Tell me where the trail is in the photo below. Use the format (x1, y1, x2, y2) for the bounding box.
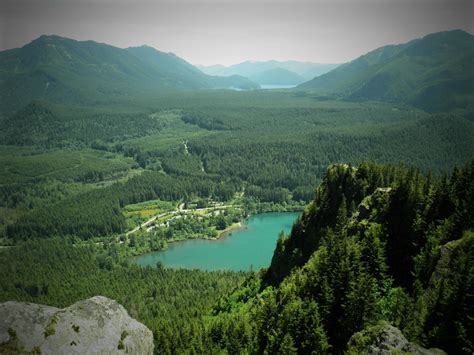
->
(183, 140, 189, 155)
(43, 82, 50, 98)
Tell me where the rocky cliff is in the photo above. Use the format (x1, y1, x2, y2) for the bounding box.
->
(0, 296, 154, 354)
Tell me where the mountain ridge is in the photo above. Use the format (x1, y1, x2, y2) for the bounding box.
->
(0, 35, 258, 112)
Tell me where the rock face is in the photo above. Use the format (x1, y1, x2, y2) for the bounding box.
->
(348, 323, 445, 355)
(0, 296, 154, 354)
(366, 325, 445, 354)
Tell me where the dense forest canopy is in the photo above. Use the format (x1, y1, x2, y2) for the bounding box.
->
(1, 91, 473, 240)
(1, 162, 472, 353)
(200, 162, 474, 354)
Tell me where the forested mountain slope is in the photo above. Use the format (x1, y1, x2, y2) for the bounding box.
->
(207, 162, 473, 354)
(0, 35, 257, 112)
(298, 30, 474, 112)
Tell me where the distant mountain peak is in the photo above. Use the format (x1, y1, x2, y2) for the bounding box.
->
(198, 60, 340, 83)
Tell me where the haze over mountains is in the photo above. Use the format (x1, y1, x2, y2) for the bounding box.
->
(198, 61, 340, 85)
(0, 30, 472, 114)
(299, 30, 474, 112)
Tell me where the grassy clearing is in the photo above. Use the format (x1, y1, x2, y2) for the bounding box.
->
(123, 199, 177, 229)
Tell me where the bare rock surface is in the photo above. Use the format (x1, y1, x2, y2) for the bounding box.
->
(366, 324, 445, 355)
(348, 322, 446, 355)
(0, 296, 154, 354)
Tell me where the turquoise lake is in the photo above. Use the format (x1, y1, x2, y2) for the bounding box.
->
(132, 212, 299, 271)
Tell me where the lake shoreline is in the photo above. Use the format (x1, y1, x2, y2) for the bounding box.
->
(217, 222, 244, 238)
(131, 212, 301, 271)
(129, 209, 303, 260)
(129, 221, 246, 262)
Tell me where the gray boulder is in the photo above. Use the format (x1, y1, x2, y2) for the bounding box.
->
(347, 322, 445, 354)
(366, 324, 444, 354)
(0, 296, 154, 354)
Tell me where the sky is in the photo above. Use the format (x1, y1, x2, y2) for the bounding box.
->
(1, 0, 473, 66)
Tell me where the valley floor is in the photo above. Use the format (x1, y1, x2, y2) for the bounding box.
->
(0, 90, 472, 354)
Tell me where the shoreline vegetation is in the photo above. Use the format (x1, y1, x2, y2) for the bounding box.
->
(118, 201, 304, 258)
(128, 221, 245, 263)
(80, 198, 306, 260)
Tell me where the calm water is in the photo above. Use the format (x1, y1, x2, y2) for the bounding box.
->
(132, 212, 299, 271)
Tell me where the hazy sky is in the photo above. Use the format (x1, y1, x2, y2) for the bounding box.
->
(1, 0, 473, 66)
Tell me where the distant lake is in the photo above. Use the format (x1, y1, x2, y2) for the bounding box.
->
(260, 84, 297, 89)
(132, 212, 300, 271)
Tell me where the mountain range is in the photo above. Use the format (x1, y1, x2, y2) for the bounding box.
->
(198, 60, 340, 85)
(0, 35, 258, 112)
(298, 30, 474, 112)
(1, 30, 472, 114)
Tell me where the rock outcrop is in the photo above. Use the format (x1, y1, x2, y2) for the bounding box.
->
(353, 187, 392, 222)
(0, 296, 154, 354)
(347, 322, 445, 354)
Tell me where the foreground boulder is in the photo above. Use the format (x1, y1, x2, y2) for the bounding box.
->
(0, 296, 154, 354)
(347, 322, 445, 354)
